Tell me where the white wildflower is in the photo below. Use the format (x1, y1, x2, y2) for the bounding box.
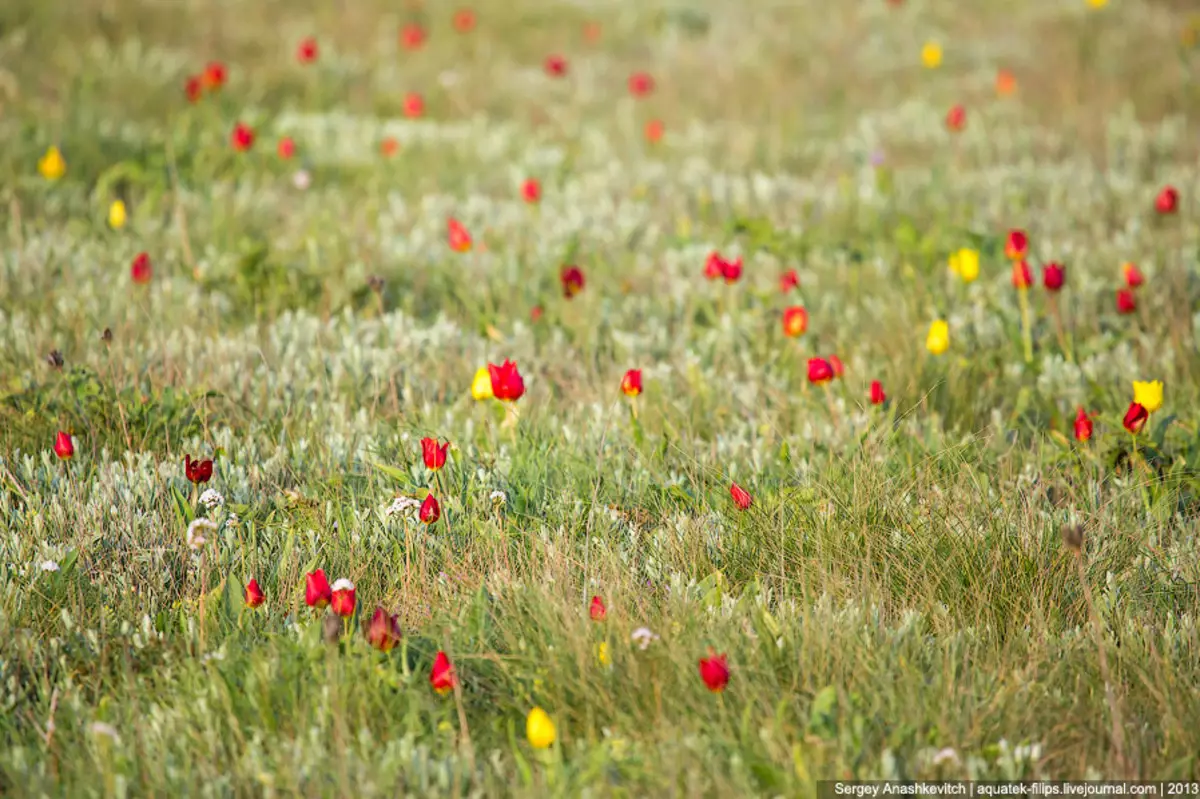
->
(331, 578, 355, 593)
(489, 490, 507, 506)
(630, 627, 659, 650)
(199, 488, 225, 510)
(40, 560, 60, 573)
(293, 169, 311, 190)
(90, 722, 121, 743)
(932, 747, 960, 766)
(385, 496, 421, 519)
(225, 513, 240, 529)
(186, 518, 218, 550)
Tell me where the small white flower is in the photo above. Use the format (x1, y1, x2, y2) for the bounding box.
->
(932, 747, 960, 766)
(630, 627, 659, 650)
(186, 518, 218, 550)
(90, 722, 121, 743)
(331, 578, 355, 593)
(40, 560, 60, 573)
(293, 169, 311, 190)
(385, 496, 421, 519)
(489, 490, 507, 506)
(225, 513, 240, 529)
(199, 489, 225, 510)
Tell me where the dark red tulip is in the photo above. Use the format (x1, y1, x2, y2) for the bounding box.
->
(730, 482, 752, 511)
(487, 360, 525, 401)
(1073, 407, 1093, 442)
(430, 651, 456, 694)
(54, 431, 74, 460)
(807, 358, 834, 385)
(422, 437, 449, 470)
(131, 252, 152, 284)
(305, 569, 333, 608)
(231, 122, 255, 152)
(1042, 262, 1065, 292)
(1005, 229, 1028, 260)
(366, 607, 402, 651)
(869, 380, 886, 405)
(1123, 402, 1148, 434)
(698, 651, 730, 692)
(560, 266, 585, 298)
(420, 493, 441, 525)
(185, 75, 203, 103)
(1011, 259, 1033, 289)
(945, 104, 966, 132)
(628, 71, 655, 97)
(544, 54, 568, 77)
(780, 269, 800, 293)
(720, 257, 743, 284)
(782, 307, 807, 338)
(297, 37, 318, 64)
(1117, 288, 1137, 314)
(589, 595, 607, 621)
(1155, 185, 1178, 215)
(244, 579, 265, 608)
(522, 178, 541, 203)
(184, 454, 213, 484)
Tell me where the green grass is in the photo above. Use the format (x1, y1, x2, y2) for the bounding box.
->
(3, 0, 1200, 794)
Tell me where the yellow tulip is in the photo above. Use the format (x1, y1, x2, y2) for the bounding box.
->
(1087, 0, 1107, 8)
(596, 641, 610, 667)
(926, 320, 950, 355)
(38, 146, 66, 180)
(921, 42, 943, 69)
(1132, 381, 1163, 413)
(955, 249, 979, 283)
(108, 200, 127, 229)
(471, 366, 494, 400)
(525, 706, 556, 749)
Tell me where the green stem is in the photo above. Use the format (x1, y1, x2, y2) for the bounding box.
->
(1018, 288, 1033, 364)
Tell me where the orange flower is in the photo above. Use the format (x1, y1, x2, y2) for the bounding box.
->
(644, 119, 664, 143)
(1005, 229, 1028, 260)
(1011, 260, 1033, 289)
(448, 218, 472, 252)
(782, 307, 807, 338)
(381, 137, 401, 158)
(995, 69, 1017, 96)
(203, 61, 227, 91)
(621, 369, 642, 397)
(453, 9, 476, 33)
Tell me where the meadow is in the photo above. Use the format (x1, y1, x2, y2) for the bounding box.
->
(2, 0, 1200, 794)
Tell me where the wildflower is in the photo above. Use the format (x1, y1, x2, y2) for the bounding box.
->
(277, 137, 296, 159)
(403, 93, 424, 118)
(1073, 407, 1093, 442)
(244, 579, 265, 608)
(448, 218, 472, 252)
(381, 137, 400, 158)
(400, 24, 426, 50)
(560, 266, 585, 298)
(596, 641, 611, 666)
(932, 748, 961, 766)
(926, 320, 949, 355)
(589, 595, 607, 621)
(53, 431, 74, 460)
(544, 54, 568, 77)
(1155, 186, 1179, 215)
(1087, 0, 1107, 7)
(644, 119, 664, 143)
(385, 495, 421, 519)
(490, 490, 507, 506)
(305, 569, 333, 608)
(721, 257, 743, 284)
(198, 488, 225, 510)
(630, 627, 659, 650)
(330, 578, 356, 617)
(184, 455, 213, 485)
(704, 251, 725, 280)
(1122, 262, 1144, 288)
(1005, 229, 1028, 260)
(531, 306, 543, 322)
(807, 357, 834, 385)
(38, 146, 66, 180)
(870, 380, 887, 405)
(231, 122, 255, 151)
(1042, 262, 1065, 291)
(487, 360, 525, 401)
(730, 482, 753, 511)
(420, 493, 441, 525)
(453, 9, 477, 33)
(430, 651, 456, 694)
(131, 252, 152, 284)
(526, 707, 557, 749)
(422, 437, 449, 470)
(186, 518, 216, 550)
(46, 350, 64, 369)
(1132, 380, 1163, 413)
(921, 42, 942, 68)
(108, 200, 127, 229)
(583, 21, 602, 43)
(948, 248, 979, 283)
(1011, 260, 1033, 289)
(780, 269, 800, 293)
(945, 104, 966, 132)
(90, 723, 121, 744)
(185, 75, 203, 102)
(698, 650, 730, 692)
(621, 369, 643, 397)
(782, 307, 808, 338)
(1123, 402, 1148, 434)
(996, 69, 1017, 96)
(366, 607, 402, 651)
(203, 61, 227, 90)
(226, 513, 240, 529)
(521, 178, 541, 203)
(471, 366, 494, 399)
(41, 560, 60, 572)
(293, 170, 312, 190)
(829, 355, 845, 379)
(1116, 288, 1136, 314)
(297, 37, 318, 64)
(628, 71, 655, 97)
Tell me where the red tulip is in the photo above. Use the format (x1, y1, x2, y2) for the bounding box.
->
(560, 266, 585, 299)
(297, 37, 318, 64)
(53, 431, 74, 460)
(589, 595, 607, 621)
(1122, 262, 1144, 288)
(203, 61, 227, 91)
(448, 218, 472, 252)
(1155, 185, 1178, 215)
(185, 75, 203, 103)
(730, 482, 753, 511)
(644, 119, 664, 143)
(420, 494, 441, 525)
(782, 307, 808, 338)
(1005, 229, 1028, 260)
(807, 357, 834, 385)
(544, 54, 568, 77)
(869, 380, 887, 405)
(277, 137, 296, 159)
(400, 24, 426, 50)
(453, 9, 477, 33)
(1042, 262, 1065, 292)
(305, 569, 333, 609)
(366, 607, 402, 652)
(780, 269, 800, 293)
(244, 579, 265, 608)
(1011, 259, 1033, 289)
(945, 104, 966, 132)
(487, 360, 525, 401)
(430, 651, 456, 694)
(628, 71, 655, 97)
(422, 437, 449, 470)
(621, 369, 643, 397)
(704, 251, 724, 280)
(131, 252, 152, 284)
(721, 257, 743, 284)
(1073, 407, 1093, 442)
(330, 578, 356, 617)
(530, 306, 544, 322)
(404, 92, 424, 118)
(184, 454, 213, 484)
(1117, 288, 1137, 314)
(231, 122, 255, 152)
(522, 178, 541, 203)
(829, 355, 845, 379)
(381, 137, 400, 158)
(1123, 402, 1148, 434)
(698, 651, 730, 692)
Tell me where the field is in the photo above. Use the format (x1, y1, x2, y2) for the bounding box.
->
(2, 0, 1200, 794)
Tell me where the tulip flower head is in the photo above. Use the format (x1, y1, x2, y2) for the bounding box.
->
(698, 650, 730, 692)
(1122, 262, 1144, 288)
(381, 137, 400, 158)
(244, 579, 265, 608)
(1155, 186, 1179, 215)
(1116, 288, 1136, 314)
(926, 320, 950, 355)
(521, 178, 541, 203)
(131, 252, 152, 284)
(422, 437, 449, 470)
(921, 42, 943, 68)
(704, 251, 724, 281)
(645, 119, 664, 143)
(945, 104, 966, 132)
(184, 455, 213, 484)
(231, 122, 255, 151)
(1132, 380, 1163, 413)
(471, 366, 494, 400)
(948, 248, 980, 283)
(730, 482, 753, 511)
(297, 37, 318, 64)
(1074, 407, 1093, 442)
(1042, 262, 1065, 292)
(721, 257, 743, 284)
(38, 146, 66, 180)
(526, 707, 557, 749)
(305, 569, 333, 609)
(829, 355, 845, 379)
(782, 307, 808, 338)
(366, 607, 402, 652)
(1005, 229, 1028, 260)
(420, 494, 441, 525)
(454, 9, 477, 33)
(1123, 402, 1148, 434)
(869, 380, 887, 406)
(1011, 260, 1033, 289)
(780, 269, 800, 293)
(185, 75, 203, 102)
(560, 266, 585, 299)
(108, 200, 127, 229)
(530, 306, 544, 322)
(589, 595, 607, 621)
(54, 431, 74, 460)
(404, 93, 424, 118)
(621, 369, 643, 397)
(996, 69, 1017, 96)
(448, 218, 472, 252)
(401, 24, 426, 50)
(487, 360, 525, 401)
(430, 651, 456, 694)
(628, 71, 655, 97)
(277, 137, 296, 159)
(330, 579, 356, 617)
(203, 61, 227, 90)
(807, 357, 834, 385)
(544, 54, 568, 77)
(583, 21, 602, 43)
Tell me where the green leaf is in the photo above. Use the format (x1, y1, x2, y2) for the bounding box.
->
(809, 686, 838, 738)
(370, 461, 412, 486)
